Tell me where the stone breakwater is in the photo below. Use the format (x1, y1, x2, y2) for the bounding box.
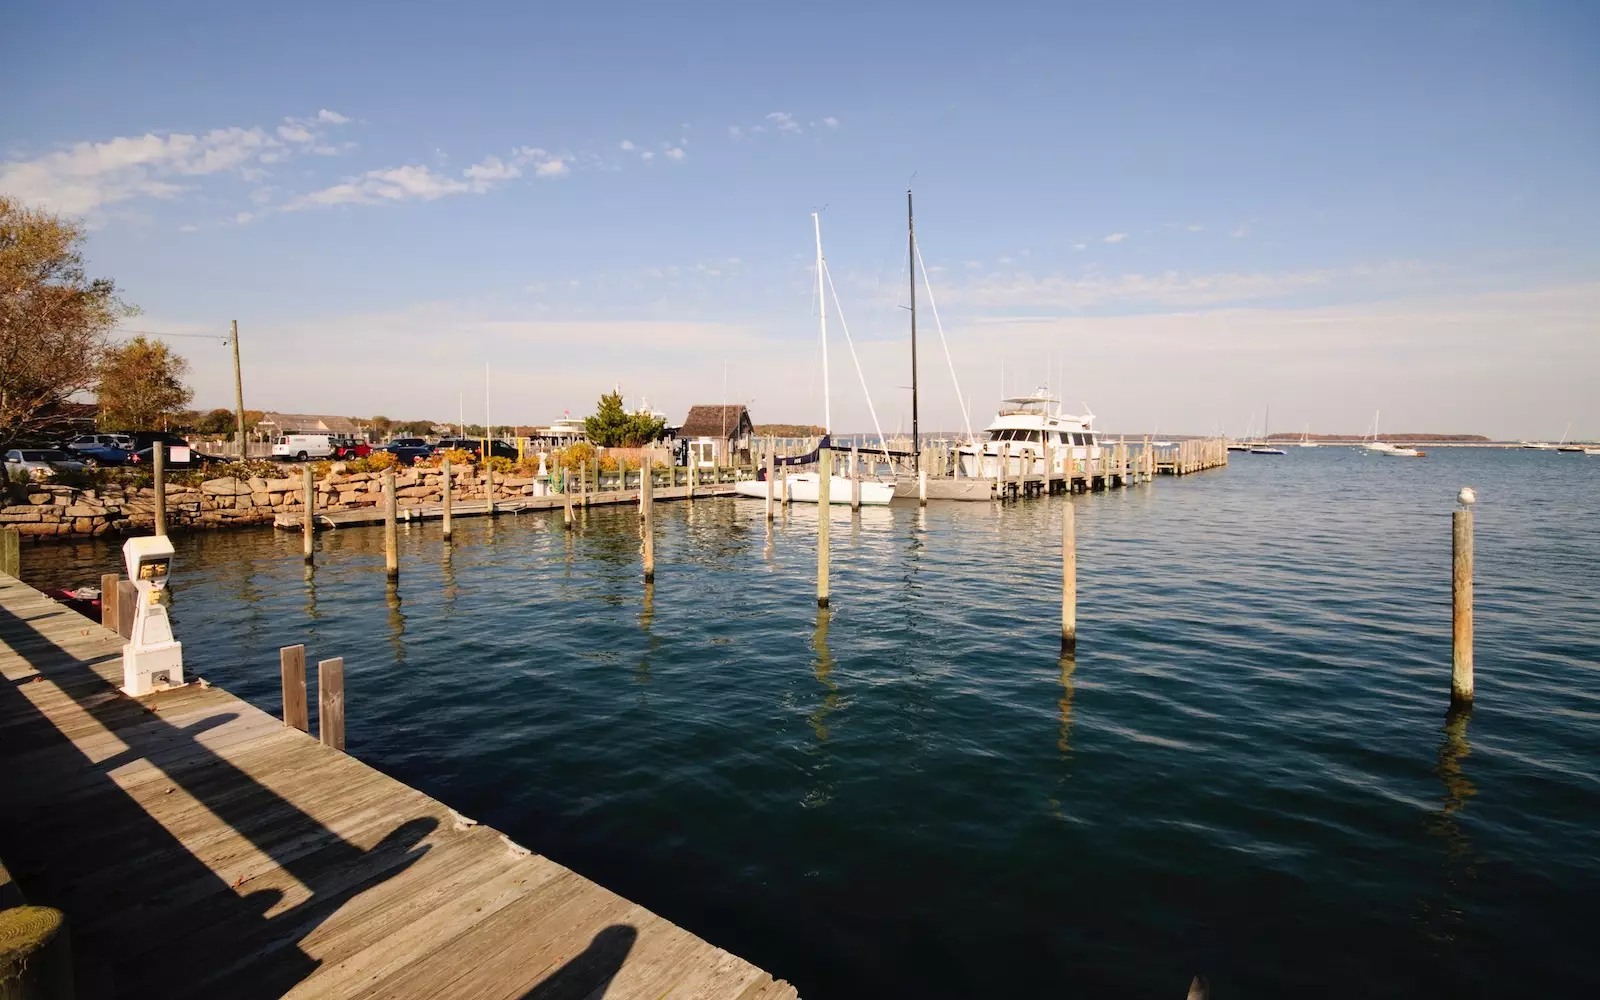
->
(0, 465, 537, 542)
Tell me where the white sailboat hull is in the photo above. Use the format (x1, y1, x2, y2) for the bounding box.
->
(733, 474, 894, 505)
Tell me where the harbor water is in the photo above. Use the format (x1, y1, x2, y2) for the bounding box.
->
(20, 448, 1600, 996)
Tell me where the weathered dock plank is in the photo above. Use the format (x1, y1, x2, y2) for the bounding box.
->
(275, 483, 743, 531)
(0, 573, 797, 999)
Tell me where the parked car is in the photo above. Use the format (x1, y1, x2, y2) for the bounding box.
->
(74, 445, 132, 467)
(4, 449, 87, 477)
(128, 439, 212, 468)
(271, 433, 337, 462)
(66, 433, 135, 453)
(382, 438, 433, 464)
(331, 437, 371, 460)
(435, 437, 519, 460)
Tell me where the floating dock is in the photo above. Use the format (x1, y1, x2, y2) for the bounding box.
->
(0, 573, 797, 999)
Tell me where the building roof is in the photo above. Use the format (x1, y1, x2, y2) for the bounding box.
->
(257, 412, 361, 435)
(678, 404, 752, 439)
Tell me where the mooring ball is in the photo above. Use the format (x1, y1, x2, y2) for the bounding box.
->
(1457, 487, 1477, 507)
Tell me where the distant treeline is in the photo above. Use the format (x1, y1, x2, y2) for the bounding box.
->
(754, 423, 828, 437)
(1266, 433, 1490, 442)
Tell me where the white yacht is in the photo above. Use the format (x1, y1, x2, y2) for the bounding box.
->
(956, 389, 1102, 479)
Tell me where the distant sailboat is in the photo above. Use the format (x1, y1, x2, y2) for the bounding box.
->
(1364, 410, 1396, 454)
(1250, 405, 1286, 455)
(1297, 424, 1318, 448)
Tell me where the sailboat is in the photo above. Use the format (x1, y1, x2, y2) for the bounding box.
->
(735, 213, 894, 505)
(1297, 424, 1319, 448)
(1363, 410, 1396, 454)
(1556, 423, 1583, 453)
(1249, 406, 1285, 454)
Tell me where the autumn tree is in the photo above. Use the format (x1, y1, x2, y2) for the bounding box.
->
(96, 336, 194, 430)
(584, 390, 666, 447)
(196, 408, 238, 435)
(0, 196, 134, 447)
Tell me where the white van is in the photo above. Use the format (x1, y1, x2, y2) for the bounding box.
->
(271, 434, 336, 461)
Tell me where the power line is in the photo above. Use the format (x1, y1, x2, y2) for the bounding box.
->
(112, 328, 229, 342)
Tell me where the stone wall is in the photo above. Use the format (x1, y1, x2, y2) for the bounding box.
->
(0, 466, 543, 542)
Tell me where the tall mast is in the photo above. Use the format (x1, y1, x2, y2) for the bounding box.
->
(813, 211, 831, 435)
(908, 188, 919, 474)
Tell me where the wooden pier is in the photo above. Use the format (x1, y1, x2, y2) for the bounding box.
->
(0, 573, 797, 999)
(274, 481, 742, 531)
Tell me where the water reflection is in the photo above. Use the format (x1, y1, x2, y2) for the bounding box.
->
(803, 608, 839, 809)
(635, 581, 658, 693)
(385, 581, 406, 665)
(1056, 653, 1076, 757)
(441, 544, 459, 621)
(303, 564, 318, 625)
(1417, 705, 1479, 947)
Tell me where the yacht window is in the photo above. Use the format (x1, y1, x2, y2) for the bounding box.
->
(1087, 433, 1097, 446)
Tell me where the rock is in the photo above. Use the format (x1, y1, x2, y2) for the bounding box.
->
(73, 518, 95, 533)
(246, 477, 268, 492)
(263, 478, 298, 492)
(0, 510, 43, 523)
(15, 523, 58, 536)
(63, 505, 103, 517)
(52, 495, 70, 505)
(235, 494, 254, 509)
(28, 493, 51, 505)
(91, 522, 111, 536)
(201, 477, 248, 496)
(344, 472, 373, 483)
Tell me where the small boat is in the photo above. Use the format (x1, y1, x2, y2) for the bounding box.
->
(1297, 424, 1318, 448)
(1226, 442, 1250, 453)
(1249, 406, 1285, 454)
(736, 472, 894, 505)
(1383, 445, 1426, 458)
(1585, 447, 1600, 457)
(1362, 409, 1396, 454)
(1249, 445, 1286, 455)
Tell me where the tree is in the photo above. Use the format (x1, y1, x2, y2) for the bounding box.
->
(196, 408, 237, 435)
(584, 390, 666, 447)
(394, 419, 434, 437)
(0, 196, 134, 447)
(369, 415, 394, 438)
(96, 336, 194, 430)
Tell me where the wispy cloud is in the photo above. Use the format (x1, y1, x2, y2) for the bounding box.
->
(0, 110, 352, 215)
(822, 116, 840, 128)
(1103, 232, 1128, 244)
(619, 139, 635, 151)
(664, 147, 686, 161)
(285, 146, 569, 211)
(766, 111, 802, 133)
(728, 125, 743, 139)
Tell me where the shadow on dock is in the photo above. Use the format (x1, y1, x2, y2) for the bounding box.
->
(0, 600, 435, 998)
(518, 924, 637, 999)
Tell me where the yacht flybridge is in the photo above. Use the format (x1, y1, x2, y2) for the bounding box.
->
(955, 389, 1102, 479)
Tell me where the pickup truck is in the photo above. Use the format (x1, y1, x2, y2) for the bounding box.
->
(381, 438, 434, 464)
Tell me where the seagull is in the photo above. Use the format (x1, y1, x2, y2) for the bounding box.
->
(1457, 486, 1477, 507)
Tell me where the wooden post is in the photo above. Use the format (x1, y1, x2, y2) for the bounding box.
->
(100, 573, 118, 629)
(641, 460, 655, 582)
(0, 905, 74, 1000)
(919, 469, 927, 506)
(383, 470, 398, 580)
(441, 456, 453, 540)
(318, 657, 345, 750)
(0, 526, 18, 579)
(152, 443, 167, 536)
(1452, 506, 1474, 704)
(1061, 502, 1077, 653)
(116, 579, 136, 639)
(851, 444, 861, 511)
(280, 644, 308, 731)
(768, 441, 780, 521)
(817, 445, 831, 608)
(1043, 436, 1053, 494)
(484, 456, 495, 517)
(302, 466, 315, 563)
(562, 469, 574, 529)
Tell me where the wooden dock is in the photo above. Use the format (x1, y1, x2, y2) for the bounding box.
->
(273, 482, 741, 531)
(0, 573, 797, 999)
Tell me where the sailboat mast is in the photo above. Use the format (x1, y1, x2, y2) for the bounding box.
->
(813, 211, 831, 435)
(908, 188, 919, 474)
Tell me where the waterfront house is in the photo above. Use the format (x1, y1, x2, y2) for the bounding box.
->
(679, 404, 754, 467)
(256, 413, 365, 440)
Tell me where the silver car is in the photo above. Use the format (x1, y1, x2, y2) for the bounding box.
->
(4, 449, 88, 478)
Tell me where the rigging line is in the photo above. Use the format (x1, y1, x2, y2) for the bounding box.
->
(913, 239, 974, 444)
(112, 328, 228, 340)
(821, 257, 892, 464)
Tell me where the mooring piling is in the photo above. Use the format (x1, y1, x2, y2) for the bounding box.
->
(817, 445, 831, 608)
(765, 440, 775, 521)
(1452, 489, 1475, 705)
(642, 463, 656, 582)
(441, 456, 453, 540)
(152, 443, 166, 536)
(383, 470, 398, 580)
(563, 467, 574, 529)
(485, 458, 496, 517)
(301, 466, 314, 563)
(1061, 502, 1077, 653)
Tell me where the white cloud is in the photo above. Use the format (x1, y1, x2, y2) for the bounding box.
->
(316, 109, 350, 124)
(619, 139, 635, 151)
(641, 151, 655, 161)
(1186, 224, 1203, 232)
(463, 156, 520, 184)
(765, 111, 802, 133)
(1103, 232, 1128, 244)
(728, 125, 743, 138)
(534, 159, 569, 177)
(234, 211, 254, 225)
(822, 116, 840, 128)
(1072, 243, 1087, 250)
(664, 147, 686, 161)
(0, 111, 351, 215)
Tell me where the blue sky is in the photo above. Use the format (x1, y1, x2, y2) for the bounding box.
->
(3, 0, 1596, 438)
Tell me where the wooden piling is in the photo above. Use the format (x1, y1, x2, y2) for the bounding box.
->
(1061, 502, 1077, 653)
(817, 445, 831, 608)
(441, 456, 453, 539)
(383, 470, 398, 580)
(116, 580, 136, 639)
(152, 443, 167, 536)
(851, 444, 861, 511)
(765, 442, 775, 521)
(919, 469, 927, 506)
(280, 644, 308, 731)
(641, 462, 655, 582)
(484, 458, 495, 517)
(1452, 507, 1474, 704)
(0, 526, 18, 579)
(302, 466, 315, 563)
(0, 905, 73, 1000)
(100, 573, 118, 630)
(318, 656, 345, 750)
(562, 469, 574, 529)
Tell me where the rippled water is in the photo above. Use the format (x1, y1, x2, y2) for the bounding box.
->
(22, 449, 1600, 997)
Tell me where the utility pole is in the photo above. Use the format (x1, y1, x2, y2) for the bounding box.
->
(230, 320, 246, 458)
